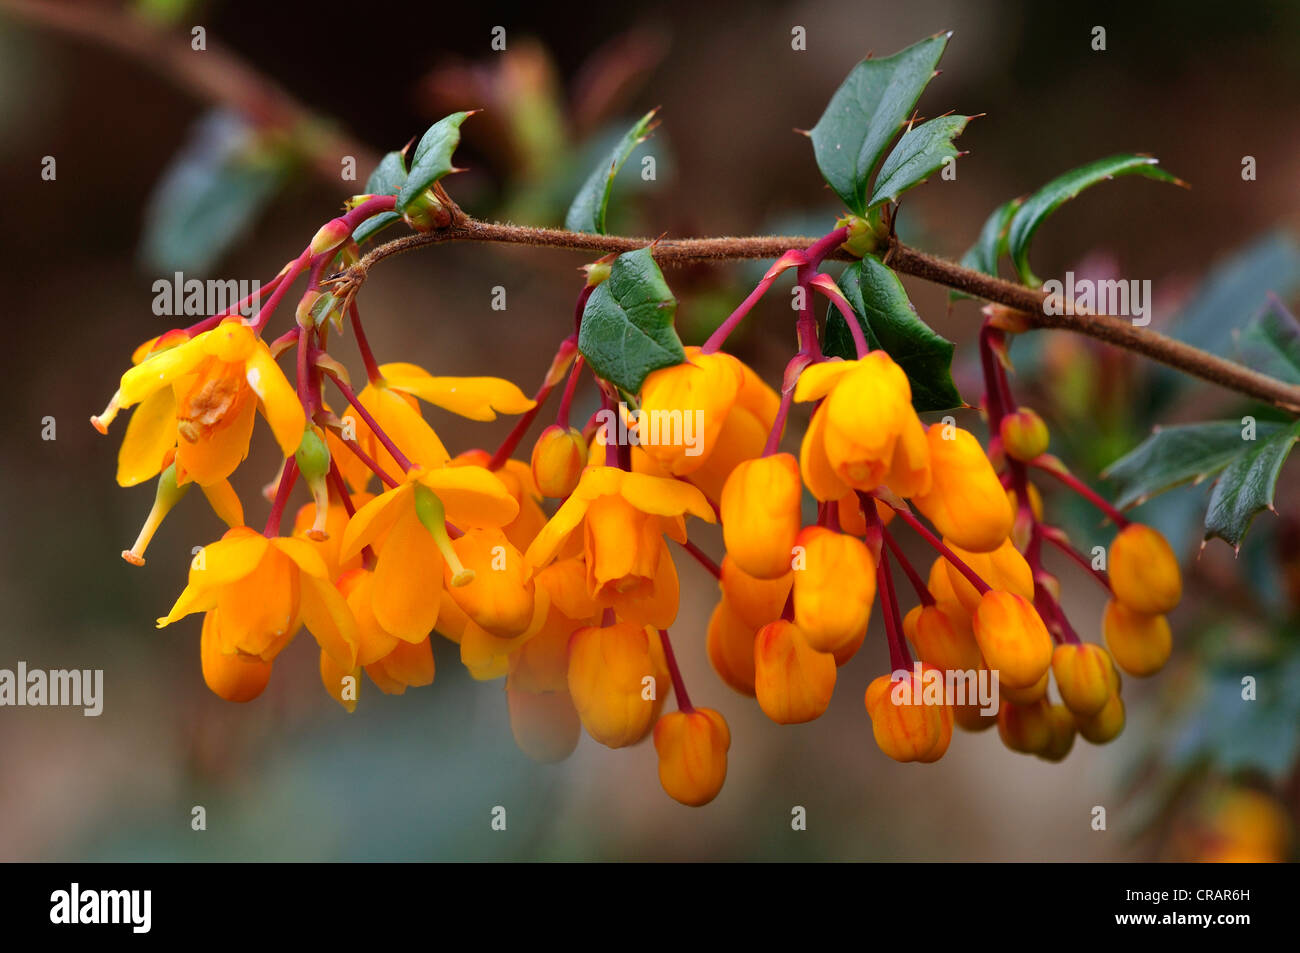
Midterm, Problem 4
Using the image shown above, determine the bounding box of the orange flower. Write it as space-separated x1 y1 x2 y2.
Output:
1051 642 1117 716
531 425 587 498
997 698 1052 754
706 598 757 696
903 603 983 673
791 526 876 653
753 619 837 723
970 590 1053 690
1109 524 1182 615
719 555 791 631
911 424 1013 553
567 621 667 748
720 453 802 580
654 708 731 806
864 668 953 763
1102 599 1172 677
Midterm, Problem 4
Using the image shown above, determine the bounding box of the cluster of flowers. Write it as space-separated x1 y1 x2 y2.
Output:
94 200 1182 806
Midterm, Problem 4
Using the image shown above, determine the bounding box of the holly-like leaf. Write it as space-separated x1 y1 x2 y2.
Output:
352 150 408 243
1237 297 1300 385
824 255 961 412
395 112 471 213
1006 154 1183 286
951 197 1022 300
1204 421 1300 549
565 109 658 235
809 33 949 215
1102 420 1286 510
868 114 969 208
578 247 684 393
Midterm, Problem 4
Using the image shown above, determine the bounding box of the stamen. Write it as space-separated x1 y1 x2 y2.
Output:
414 484 475 586
91 389 122 434
121 464 190 566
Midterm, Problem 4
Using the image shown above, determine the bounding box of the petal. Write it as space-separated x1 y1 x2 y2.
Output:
340 484 414 563
246 344 306 456
199 478 245 528
271 536 332 580
370 637 435 692
300 574 359 670
523 493 592 568
119 334 208 407
419 465 520 528
620 471 716 522
382 364 536 421
792 359 856 403
175 393 256 486
116 386 176 487
157 530 269 627
371 511 443 641
364 385 450 471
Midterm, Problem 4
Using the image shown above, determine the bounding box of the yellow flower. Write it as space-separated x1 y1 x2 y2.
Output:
903 603 983 673
1109 524 1182 615
911 424 1013 553
338 465 520 643
654 708 731 806
158 526 358 670
567 621 667 748
199 608 273 702
718 555 791 631
970 590 1053 690
637 346 745 476
103 320 304 487
720 453 802 580
524 466 714 627
1051 642 1117 716
753 619 837 724
794 352 931 500
864 668 953 763
1102 599 1172 677
791 526 877 653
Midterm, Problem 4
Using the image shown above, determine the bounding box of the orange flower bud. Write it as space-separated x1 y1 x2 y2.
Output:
903 603 983 673
200 610 272 703
445 528 536 638
835 492 894 535
638 347 743 475
864 669 953 763
720 453 802 579
1000 668 1049 704
997 698 1053 753
754 620 837 724
944 536 1034 614
531 425 587 498
506 682 581 763
719 555 791 630
953 702 997 732
1102 600 1172 677
1051 642 1117 716
1109 524 1182 614
1038 703 1077 762
1075 693 1125 744
971 590 1053 690
912 424 1014 553
653 708 731 806
999 408 1049 461
706 598 757 696
567 622 661 747
792 526 876 653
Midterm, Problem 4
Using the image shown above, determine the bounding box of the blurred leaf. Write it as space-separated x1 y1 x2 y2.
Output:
565 109 657 234
1204 420 1300 548
1007 154 1182 286
578 247 684 392
868 114 969 208
352 150 408 243
395 112 471 212
1103 420 1286 509
140 110 287 274
1237 297 1300 385
809 33 949 214
825 255 961 411
952 197 1022 300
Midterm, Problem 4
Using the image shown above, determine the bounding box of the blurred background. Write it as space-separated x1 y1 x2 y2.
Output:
1 0 1298 861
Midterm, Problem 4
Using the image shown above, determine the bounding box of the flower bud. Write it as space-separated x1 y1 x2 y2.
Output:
506 682 581 763
1109 524 1182 614
999 408 1049 461
639 347 743 475
653 708 731 806
295 427 333 540
864 669 953 763
903 603 983 673
944 537 1034 614
753 620 837 724
953 702 997 732
531 425 587 498
1075 693 1125 744
971 590 1053 690
309 217 352 255
720 453 803 579
1051 642 1117 716
445 528 536 638
567 622 661 747
912 424 1014 553
792 526 876 653
1102 599 1172 677
1037 703 1077 762
200 610 272 703
707 598 757 696
1000 669 1048 704
719 555 791 631
997 698 1053 754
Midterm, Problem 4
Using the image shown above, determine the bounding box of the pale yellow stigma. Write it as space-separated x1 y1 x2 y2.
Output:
91 389 122 434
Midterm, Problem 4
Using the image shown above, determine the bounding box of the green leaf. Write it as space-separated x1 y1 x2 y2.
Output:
809 33 949 214
824 255 961 412
1006 154 1183 286
565 109 657 235
352 150 408 243
395 112 471 213
1102 420 1287 509
1237 299 1300 385
578 247 685 393
1204 421 1300 549
951 197 1022 300
868 114 969 208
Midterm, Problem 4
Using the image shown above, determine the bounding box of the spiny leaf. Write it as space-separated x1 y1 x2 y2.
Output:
951 197 1022 300
823 255 961 412
395 112 471 213
868 114 969 208
352 150 408 243
578 247 685 393
809 33 949 214
565 109 658 235
1007 154 1183 286
1237 297 1300 385
1204 421 1300 550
